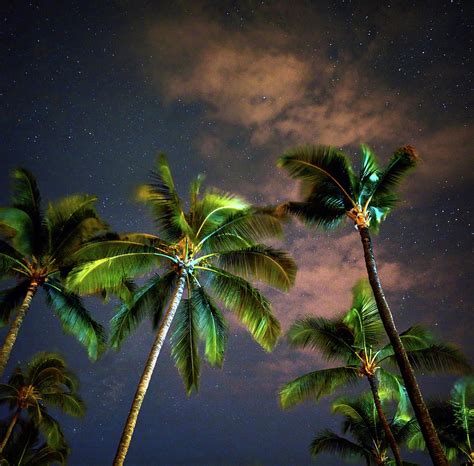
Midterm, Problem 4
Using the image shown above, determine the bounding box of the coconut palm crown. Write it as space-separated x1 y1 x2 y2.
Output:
0 169 108 373
312 394 418 466
0 352 84 457
277 144 418 232
279 280 471 466
66 154 297 465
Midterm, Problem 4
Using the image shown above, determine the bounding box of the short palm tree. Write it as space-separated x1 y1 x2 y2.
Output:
278 144 448 465
0 352 84 457
408 377 474 465
0 419 68 465
312 394 418 465
66 154 297 465
279 280 471 466
0 169 107 373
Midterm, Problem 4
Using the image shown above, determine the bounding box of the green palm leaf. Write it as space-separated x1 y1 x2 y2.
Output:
203 266 280 351
287 317 355 362
279 367 359 408
0 207 34 257
0 280 30 326
0 240 28 277
170 296 201 395
192 285 227 367
110 272 176 349
31 409 66 451
40 392 85 418
66 240 165 295
310 429 369 460
211 245 296 291
44 280 106 360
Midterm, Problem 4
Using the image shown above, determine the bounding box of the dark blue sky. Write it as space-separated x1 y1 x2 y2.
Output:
1 1 472 465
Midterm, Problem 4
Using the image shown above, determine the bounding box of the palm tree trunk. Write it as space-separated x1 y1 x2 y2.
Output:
113 270 187 466
367 374 403 466
0 409 20 453
359 227 447 466
0 280 39 376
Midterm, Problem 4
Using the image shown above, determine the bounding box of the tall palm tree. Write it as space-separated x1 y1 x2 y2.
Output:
66 154 297 465
278 144 449 465
0 419 68 465
408 377 474 465
279 280 471 466
0 352 84 457
0 169 107 374
311 394 418 465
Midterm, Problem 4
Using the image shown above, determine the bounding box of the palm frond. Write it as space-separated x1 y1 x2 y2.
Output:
279 367 359 408
66 240 165 295
210 245 296 292
192 285 227 367
110 272 176 349
198 210 283 252
403 344 471 374
136 154 191 242
10 168 45 256
170 296 201 395
310 429 369 460
32 409 67 451
44 279 106 360
0 207 34 257
368 146 418 201
287 317 355 362
46 194 108 262
0 239 28 277
359 145 379 185
0 279 30 326
278 145 355 208
40 392 85 418
203 266 280 351
450 376 474 431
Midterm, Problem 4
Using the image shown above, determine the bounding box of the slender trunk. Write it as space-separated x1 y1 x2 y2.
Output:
367 374 403 466
113 271 187 466
0 281 39 376
359 227 447 465
0 409 20 453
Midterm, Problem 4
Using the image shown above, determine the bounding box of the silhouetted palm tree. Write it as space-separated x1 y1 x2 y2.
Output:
67 155 297 465
311 394 418 465
278 144 448 465
0 353 84 457
0 169 107 373
408 377 474 465
280 280 470 465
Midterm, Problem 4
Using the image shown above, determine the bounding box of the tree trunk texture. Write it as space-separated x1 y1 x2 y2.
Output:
359 227 447 466
0 409 20 454
113 271 187 466
0 281 39 376
367 374 403 466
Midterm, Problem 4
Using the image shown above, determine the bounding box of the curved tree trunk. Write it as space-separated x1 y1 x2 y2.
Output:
359 227 447 466
0 281 39 376
0 409 20 454
113 271 187 466
367 374 403 466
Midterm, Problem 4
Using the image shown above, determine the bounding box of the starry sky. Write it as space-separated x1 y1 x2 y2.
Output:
1 1 472 465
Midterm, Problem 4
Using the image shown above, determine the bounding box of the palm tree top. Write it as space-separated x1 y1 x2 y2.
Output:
277 144 419 232
68 154 297 394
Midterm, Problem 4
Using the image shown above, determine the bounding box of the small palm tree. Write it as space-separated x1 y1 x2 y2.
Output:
0 419 68 465
0 169 107 373
0 353 84 457
408 377 474 465
311 394 418 465
278 144 448 465
67 154 297 465
279 280 471 466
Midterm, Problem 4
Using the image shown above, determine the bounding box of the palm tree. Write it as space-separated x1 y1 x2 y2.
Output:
278 144 449 464
66 154 297 465
408 377 474 465
0 419 68 465
0 169 107 374
311 394 418 465
0 352 84 458
279 280 471 466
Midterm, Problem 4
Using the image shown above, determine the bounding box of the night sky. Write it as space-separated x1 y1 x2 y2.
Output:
1 1 472 465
